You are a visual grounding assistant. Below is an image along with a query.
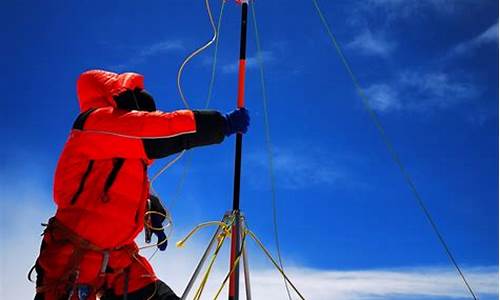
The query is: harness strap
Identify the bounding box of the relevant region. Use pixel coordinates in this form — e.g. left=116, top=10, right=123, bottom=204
left=100, top=251, right=110, bottom=274
left=35, top=218, right=138, bottom=297
left=123, top=267, right=131, bottom=300
left=46, top=218, right=102, bottom=251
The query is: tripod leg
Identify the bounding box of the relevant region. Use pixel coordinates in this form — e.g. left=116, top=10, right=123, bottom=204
left=240, top=217, right=252, bottom=300
left=181, top=225, right=223, bottom=300
left=247, top=230, right=306, bottom=300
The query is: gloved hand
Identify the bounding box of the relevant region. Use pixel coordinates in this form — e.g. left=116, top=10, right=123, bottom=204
left=224, top=108, right=250, bottom=136
left=147, top=194, right=168, bottom=251
left=151, top=214, right=168, bottom=251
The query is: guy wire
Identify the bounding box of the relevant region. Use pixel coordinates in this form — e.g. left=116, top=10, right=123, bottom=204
left=147, top=1, right=226, bottom=261
left=311, top=1, right=478, bottom=299
left=151, top=0, right=225, bottom=186
left=250, top=2, right=293, bottom=300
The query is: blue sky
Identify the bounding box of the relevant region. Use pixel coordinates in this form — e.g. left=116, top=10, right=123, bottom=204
left=0, top=1, right=498, bottom=299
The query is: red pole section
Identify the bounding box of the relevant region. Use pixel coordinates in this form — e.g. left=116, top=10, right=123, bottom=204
left=237, top=59, right=246, bottom=108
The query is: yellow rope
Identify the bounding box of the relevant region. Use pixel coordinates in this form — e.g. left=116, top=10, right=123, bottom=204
left=212, top=231, right=247, bottom=299
left=138, top=238, right=169, bottom=251
left=140, top=214, right=230, bottom=251
left=143, top=211, right=171, bottom=231
left=174, top=216, right=234, bottom=299
left=176, top=216, right=306, bottom=300
left=139, top=210, right=174, bottom=251
left=176, top=218, right=233, bottom=249
left=193, top=233, right=228, bottom=300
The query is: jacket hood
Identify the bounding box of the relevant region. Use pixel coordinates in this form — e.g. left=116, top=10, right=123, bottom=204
left=76, top=70, right=145, bottom=111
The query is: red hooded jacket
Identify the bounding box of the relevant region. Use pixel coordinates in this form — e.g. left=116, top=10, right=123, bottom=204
left=53, top=70, right=226, bottom=248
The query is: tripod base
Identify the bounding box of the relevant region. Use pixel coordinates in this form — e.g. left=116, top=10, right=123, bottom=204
left=178, top=211, right=304, bottom=300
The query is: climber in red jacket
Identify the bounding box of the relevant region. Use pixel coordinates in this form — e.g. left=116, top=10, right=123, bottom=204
left=33, top=70, right=249, bottom=300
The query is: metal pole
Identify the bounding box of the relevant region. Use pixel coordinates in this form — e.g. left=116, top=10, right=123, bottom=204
left=229, top=1, right=249, bottom=300
left=241, top=218, right=252, bottom=300
left=181, top=225, right=223, bottom=300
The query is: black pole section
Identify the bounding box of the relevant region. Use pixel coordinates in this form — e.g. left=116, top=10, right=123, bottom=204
left=229, top=2, right=248, bottom=300
left=233, top=7, right=248, bottom=211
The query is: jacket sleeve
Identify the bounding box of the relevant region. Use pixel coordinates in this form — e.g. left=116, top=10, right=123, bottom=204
left=73, top=107, right=225, bottom=159
left=142, top=110, right=226, bottom=159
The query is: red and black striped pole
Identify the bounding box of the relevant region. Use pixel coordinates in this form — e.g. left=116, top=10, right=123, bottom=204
left=229, top=1, right=248, bottom=299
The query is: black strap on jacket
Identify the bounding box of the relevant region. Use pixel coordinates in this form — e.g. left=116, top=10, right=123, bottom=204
left=69, top=109, right=98, bottom=206
left=73, top=108, right=97, bottom=130
left=101, top=158, right=125, bottom=202
left=70, top=160, right=94, bottom=205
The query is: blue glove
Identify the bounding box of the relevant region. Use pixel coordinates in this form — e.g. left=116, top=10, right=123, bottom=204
left=224, top=108, right=250, bottom=136
left=147, top=194, right=168, bottom=251
left=151, top=214, right=168, bottom=251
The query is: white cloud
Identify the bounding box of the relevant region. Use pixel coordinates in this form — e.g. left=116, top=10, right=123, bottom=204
left=365, top=70, right=479, bottom=113
left=0, top=180, right=55, bottom=300
left=244, top=266, right=498, bottom=300
left=222, top=51, right=275, bottom=74
left=0, top=172, right=497, bottom=300
left=347, top=0, right=467, bottom=28
left=247, top=147, right=345, bottom=190
left=4, top=224, right=498, bottom=300
left=139, top=40, right=184, bottom=57
left=367, top=0, right=461, bottom=16
left=452, top=22, right=499, bottom=55
left=347, top=30, right=397, bottom=57
left=365, top=84, right=400, bottom=112
left=400, top=71, right=479, bottom=109
left=154, top=251, right=499, bottom=300
left=111, top=40, right=185, bottom=71
left=476, top=22, right=499, bottom=43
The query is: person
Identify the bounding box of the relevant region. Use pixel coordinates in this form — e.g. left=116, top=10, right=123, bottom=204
left=32, top=69, right=250, bottom=300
